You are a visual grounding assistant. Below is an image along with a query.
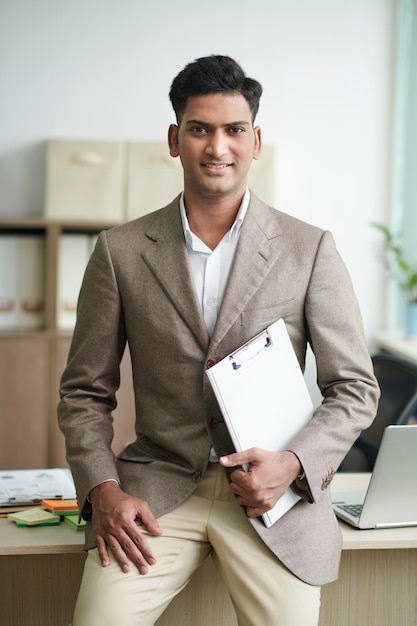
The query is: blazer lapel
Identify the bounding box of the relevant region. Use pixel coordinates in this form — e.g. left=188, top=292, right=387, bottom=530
left=142, top=198, right=209, bottom=350
left=141, top=194, right=283, bottom=354
left=210, top=195, right=283, bottom=349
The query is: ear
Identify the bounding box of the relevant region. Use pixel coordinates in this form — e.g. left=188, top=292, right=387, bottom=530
left=168, top=124, right=180, bottom=157
left=253, top=126, right=262, bottom=161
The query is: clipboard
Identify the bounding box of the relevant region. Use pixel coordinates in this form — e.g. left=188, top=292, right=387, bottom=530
left=206, top=318, right=314, bottom=527
left=0, top=468, right=76, bottom=508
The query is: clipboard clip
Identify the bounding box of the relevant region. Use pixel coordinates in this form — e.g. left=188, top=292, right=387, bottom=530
left=8, top=497, right=42, bottom=505
left=8, top=494, right=63, bottom=505
left=230, top=329, right=272, bottom=370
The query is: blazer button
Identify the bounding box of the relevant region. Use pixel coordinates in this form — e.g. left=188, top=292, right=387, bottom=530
left=206, top=358, right=218, bottom=369
left=208, top=417, right=219, bottom=429
left=193, top=471, right=202, bottom=482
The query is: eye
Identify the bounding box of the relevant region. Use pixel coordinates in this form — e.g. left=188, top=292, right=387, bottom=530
left=228, top=126, right=245, bottom=134
left=190, top=126, right=209, bottom=134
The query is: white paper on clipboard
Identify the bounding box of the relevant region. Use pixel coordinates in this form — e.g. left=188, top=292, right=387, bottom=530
left=206, top=318, right=314, bottom=527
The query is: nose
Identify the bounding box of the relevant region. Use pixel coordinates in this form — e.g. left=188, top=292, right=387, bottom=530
left=205, top=130, right=227, bottom=158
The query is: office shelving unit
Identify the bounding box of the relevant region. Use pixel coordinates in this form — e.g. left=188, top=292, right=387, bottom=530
left=0, top=217, right=135, bottom=469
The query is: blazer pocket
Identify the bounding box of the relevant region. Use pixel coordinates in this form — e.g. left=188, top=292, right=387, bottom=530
left=117, top=437, right=186, bottom=467
left=241, top=300, right=295, bottom=328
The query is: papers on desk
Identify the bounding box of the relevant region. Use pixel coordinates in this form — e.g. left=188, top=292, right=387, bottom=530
left=8, top=507, right=61, bottom=527
left=206, top=318, right=314, bottom=528
left=0, top=468, right=76, bottom=507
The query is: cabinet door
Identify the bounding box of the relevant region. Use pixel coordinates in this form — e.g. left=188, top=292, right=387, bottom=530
left=50, top=338, right=136, bottom=467
left=0, top=337, right=49, bottom=469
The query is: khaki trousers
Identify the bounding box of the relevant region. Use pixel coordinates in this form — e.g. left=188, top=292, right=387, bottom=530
left=73, top=464, right=321, bottom=626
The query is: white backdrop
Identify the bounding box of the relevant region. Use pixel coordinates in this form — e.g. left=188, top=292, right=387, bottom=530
left=0, top=0, right=396, bottom=350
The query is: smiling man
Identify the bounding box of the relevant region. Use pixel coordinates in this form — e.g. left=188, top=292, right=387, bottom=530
left=58, top=55, right=379, bottom=626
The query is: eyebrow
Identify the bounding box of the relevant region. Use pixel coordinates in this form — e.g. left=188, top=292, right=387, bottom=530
left=185, top=119, right=251, bottom=128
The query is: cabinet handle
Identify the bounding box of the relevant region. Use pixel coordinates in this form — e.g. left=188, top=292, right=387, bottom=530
left=70, top=151, right=105, bottom=166
left=62, top=300, right=77, bottom=312
left=0, top=299, right=15, bottom=312
left=21, top=298, right=44, bottom=313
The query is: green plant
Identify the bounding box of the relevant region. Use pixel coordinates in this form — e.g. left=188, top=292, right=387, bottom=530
left=372, top=222, right=417, bottom=303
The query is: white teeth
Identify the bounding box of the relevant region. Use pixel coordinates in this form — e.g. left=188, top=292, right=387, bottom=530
left=204, top=164, right=228, bottom=168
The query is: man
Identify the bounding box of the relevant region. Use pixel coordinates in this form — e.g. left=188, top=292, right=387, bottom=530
left=58, top=55, right=379, bottom=626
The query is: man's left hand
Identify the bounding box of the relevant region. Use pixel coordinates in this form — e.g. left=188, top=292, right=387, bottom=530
left=219, top=448, right=302, bottom=517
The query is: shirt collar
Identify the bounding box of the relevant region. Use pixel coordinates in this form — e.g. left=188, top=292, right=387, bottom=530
left=180, top=189, right=250, bottom=248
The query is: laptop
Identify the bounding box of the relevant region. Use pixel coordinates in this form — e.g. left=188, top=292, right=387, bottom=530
left=332, top=424, right=417, bottom=529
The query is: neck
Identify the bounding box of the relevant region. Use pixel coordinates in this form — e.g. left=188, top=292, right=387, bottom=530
left=184, top=191, right=244, bottom=250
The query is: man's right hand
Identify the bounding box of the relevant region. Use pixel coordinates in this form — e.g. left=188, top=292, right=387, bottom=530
left=89, top=480, right=163, bottom=574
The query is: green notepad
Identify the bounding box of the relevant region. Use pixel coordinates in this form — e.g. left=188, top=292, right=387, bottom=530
left=64, top=514, right=86, bottom=531
left=8, top=507, right=61, bottom=526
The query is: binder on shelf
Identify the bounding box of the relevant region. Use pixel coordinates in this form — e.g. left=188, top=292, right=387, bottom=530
left=0, top=235, right=18, bottom=330
left=206, top=318, right=314, bottom=527
left=0, top=235, right=45, bottom=331
left=56, top=234, right=91, bottom=330
left=17, top=236, right=45, bottom=330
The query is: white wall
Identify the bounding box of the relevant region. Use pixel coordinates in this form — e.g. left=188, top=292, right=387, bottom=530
left=0, top=0, right=396, bottom=347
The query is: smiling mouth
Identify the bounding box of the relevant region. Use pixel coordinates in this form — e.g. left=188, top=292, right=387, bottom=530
left=203, top=163, right=231, bottom=169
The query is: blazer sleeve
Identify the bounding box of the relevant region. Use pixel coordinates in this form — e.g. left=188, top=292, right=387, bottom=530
left=289, top=230, right=380, bottom=503
left=57, top=231, right=126, bottom=517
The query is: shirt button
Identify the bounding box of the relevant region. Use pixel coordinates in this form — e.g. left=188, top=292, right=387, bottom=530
left=193, top=471, right=202, bottom=482
left=208, top=417, right=219, bottom=429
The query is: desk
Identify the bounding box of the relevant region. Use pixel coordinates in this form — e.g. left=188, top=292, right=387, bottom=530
left=1, top=473, right=416, bottom=626
left=374, top=329, right=417, bottom=366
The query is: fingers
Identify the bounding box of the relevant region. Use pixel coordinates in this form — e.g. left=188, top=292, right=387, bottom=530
left=220, top=448, right=260, bottom=468
left=138, top=504, right=164, bottom=538
left=221, top=448, right=290, bottom=516
left=96, top=535, right=110, bottom=567
left=246, top=505, right=269, bottom=518
left=94, top=521, right=159, bottom=574
left=229, top=478, right=275, bottom=514
left=91, top=489, right=163, bottom=575
left=111, top=529, right=156, bottom=574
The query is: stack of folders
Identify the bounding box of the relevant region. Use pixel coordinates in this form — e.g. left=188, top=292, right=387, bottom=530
left=56, top=234, right=98, bottom=330
left=0, top=235, right=45, bottom=330
left=7, top=499, right=85, bottom=530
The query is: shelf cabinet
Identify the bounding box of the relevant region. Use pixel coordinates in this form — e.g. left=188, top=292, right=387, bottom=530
left=0, top=218, right=136, bottom=469
left=0, top=335, right=49, bottom=468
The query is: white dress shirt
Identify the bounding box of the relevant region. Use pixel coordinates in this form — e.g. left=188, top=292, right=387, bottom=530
left=180, top=189, right=250, bottom=462
left=180, top=189, right=250, bottom=337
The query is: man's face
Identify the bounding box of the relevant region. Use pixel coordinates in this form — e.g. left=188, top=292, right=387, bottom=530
left=168, top=92, right=261, bottom=201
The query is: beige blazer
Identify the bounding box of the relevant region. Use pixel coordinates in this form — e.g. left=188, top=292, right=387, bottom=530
left=58, top=193, right=379, bottom=585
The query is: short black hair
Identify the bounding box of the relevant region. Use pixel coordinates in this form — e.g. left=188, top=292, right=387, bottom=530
left=169, top=55, right=263, bottom=125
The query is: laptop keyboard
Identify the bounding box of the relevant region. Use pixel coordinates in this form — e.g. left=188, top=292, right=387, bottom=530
left=339, top=503, right=363, bottom=517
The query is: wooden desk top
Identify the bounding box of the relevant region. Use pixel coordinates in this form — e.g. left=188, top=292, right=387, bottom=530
left=374, top=330, right=417, bottom=366
left=0, top=520, right=85, bottom=555
left=1, top=473, right=417, bottom=555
